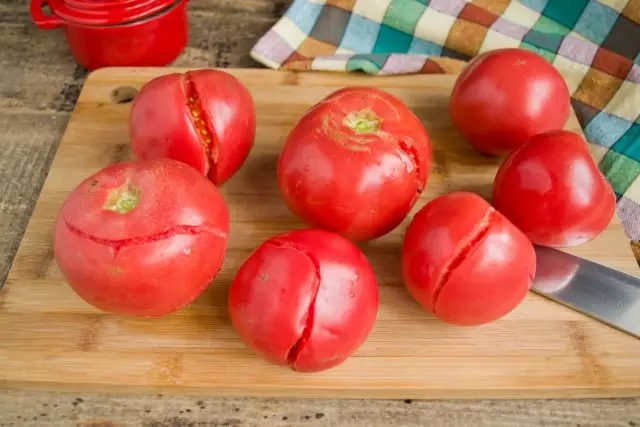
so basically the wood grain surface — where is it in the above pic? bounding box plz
[1,67,639,401]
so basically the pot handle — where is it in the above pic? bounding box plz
[30,0,64,30]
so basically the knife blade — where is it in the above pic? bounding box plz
[531,245,640,339]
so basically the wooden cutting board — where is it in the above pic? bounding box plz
[1,67,639,399]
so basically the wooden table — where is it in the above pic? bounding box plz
[1,1,638,425]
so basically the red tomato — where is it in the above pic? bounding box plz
[449,48,570,155]
[129,69,256,186]
[492,130,616,247]
[277,87,432,241]
[53,159,230,317]
[402,192,536,326]
[228,229,379,372]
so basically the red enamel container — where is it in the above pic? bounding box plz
[30,0,189,70]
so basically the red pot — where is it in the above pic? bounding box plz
[30,0,189,70]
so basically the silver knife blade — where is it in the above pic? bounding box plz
[532,245,640,339]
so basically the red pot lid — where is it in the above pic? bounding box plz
[46,0,180,26]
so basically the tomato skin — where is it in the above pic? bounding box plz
[53,159,230,317]
[228,229,379,372]
[449,48,570,155]
[492,130,616,247]
[277,87,432,241]
[401,192,536,326]
[129,69,256,185]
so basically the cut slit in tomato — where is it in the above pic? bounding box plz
[184,73,220,184]
[430,208,495,315]
[265,239,322,370]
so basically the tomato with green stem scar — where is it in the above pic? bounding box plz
[277,87,432,241]
[53,159,230,317]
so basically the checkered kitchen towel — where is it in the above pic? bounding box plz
[251,0,640,243]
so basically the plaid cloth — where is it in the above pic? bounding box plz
[251,0,640,244]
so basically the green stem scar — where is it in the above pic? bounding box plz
[104,183,142,214]
[343,109,381,134]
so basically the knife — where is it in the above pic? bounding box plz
[532,245,640,339]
